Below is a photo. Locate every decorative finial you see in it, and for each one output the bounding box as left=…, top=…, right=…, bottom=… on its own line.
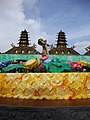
left=10, top=43, right=15, bottom=48
left=71, top=45, right=76, bottom=49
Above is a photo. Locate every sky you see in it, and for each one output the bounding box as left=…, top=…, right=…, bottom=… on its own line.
left=0, top=0, right=90, bottom=54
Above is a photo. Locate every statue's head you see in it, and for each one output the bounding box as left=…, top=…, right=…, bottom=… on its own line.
left=38, top=38, right=47, bottom=46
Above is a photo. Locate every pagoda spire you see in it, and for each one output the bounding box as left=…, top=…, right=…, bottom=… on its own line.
left=56, top=30, right=68, bottom=48
left=18, top=29, right=30, bottom=47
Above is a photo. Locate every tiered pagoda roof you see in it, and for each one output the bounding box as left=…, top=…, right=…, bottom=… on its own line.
left=18, top=29, right=30, bottom=47
left=56, top=30, right=68, bottom=48
left=49, top=30, right=80, bottom=55
left=5, top=29, right=40, bottom=54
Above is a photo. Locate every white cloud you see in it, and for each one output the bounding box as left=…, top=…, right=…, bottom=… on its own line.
left=67, top=24, right=90, bottom=39
left=24, top=19, right=49, bottom=52
left=23, top=0, right=38, bottom=9
left=74, top=40, right=90, bottom=55
left=0, top=0, right=47, bottom=53
left=66, top=24, right=90, bottom=54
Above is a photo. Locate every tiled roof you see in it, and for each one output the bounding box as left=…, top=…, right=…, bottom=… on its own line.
left=49, top=47, right=80, bottom=55
left=5, top=46, right=40, bottom=54
left=84, top=51, right=90, bottom=55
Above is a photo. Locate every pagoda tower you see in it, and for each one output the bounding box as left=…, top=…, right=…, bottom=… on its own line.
left=5, top=29, right=40, bottom=54
left=18, top=29, right=30, bottom=47
left=56, top=30, right=68, bottom=48
left=49, top=30, right=80, bottom=55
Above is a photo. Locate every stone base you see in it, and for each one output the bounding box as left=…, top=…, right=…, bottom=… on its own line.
left=0, top=106, right=90, bottom=120
left=0, top=98, right=90, bottom=120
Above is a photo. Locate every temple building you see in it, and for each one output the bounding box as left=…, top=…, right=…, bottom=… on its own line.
left=5, top=29, right=40, bottom=54
left=49, top=30, right=80, bottom=55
